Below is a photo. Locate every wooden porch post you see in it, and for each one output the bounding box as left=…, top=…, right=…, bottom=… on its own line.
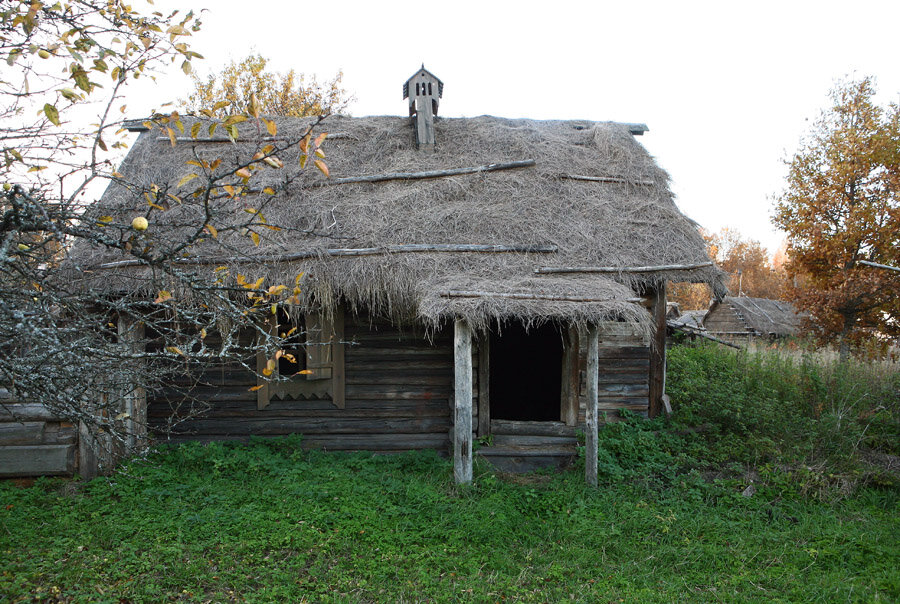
left=585, top=323, right=600, bottom=487
left=648, top=283, right=667, bottom=418
left=118, top=315, right=146, bottom=454
left=453, top=319, right=473, bottom=484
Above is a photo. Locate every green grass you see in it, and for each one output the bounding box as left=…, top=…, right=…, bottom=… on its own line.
left=1, top=345, right=898, bottom=602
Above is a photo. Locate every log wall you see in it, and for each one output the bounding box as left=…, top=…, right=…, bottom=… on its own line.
left=148, top=313, right=456, bottom=453
left=579, top=321, right=651, bottom=422
left=0, top=394, right=78, bottom=477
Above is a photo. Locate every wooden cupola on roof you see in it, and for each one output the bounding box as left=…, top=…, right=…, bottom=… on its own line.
left=403, top=65, right=443, bottom=150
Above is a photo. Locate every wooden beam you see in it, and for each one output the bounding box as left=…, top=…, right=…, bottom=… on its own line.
left=860, top=260, right=900, bottom=273
left=118, top=315, right=146, bottom=453
left=442, top=291, right=644, bottom=304
left=535, top=261, right=714, bottom=275
left=97, top=243, right=557, bottom=269
left=648, top=284, right=667, bottom=418
left=331, top=306, right=346, bottom=410
left=585, top=324, right=600, bottom=487
left=453, top=319, right=473, bottom=485
left=309, top=159, right=536, bottom=187
left=560, top=326, right=579, bottom=426
left=558, top=174, right=655, bottom=186
left=476, top=335, right=490, bottom=438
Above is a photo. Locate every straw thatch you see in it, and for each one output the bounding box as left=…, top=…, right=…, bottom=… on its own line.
left=68, top=115, right=724, bottom=332
left=705, top=296, right=805, bottom=337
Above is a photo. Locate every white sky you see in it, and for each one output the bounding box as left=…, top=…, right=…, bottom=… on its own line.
left=128, top=0, right=900, bottom=255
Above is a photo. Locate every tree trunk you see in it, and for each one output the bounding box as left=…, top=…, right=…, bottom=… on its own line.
left=838, top=311, right=856, bottom=362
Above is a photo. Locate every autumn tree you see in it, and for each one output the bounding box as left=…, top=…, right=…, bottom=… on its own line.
left=773, top=77, right=900, bottom=359
left=668, top=228, right=786, bottom=311
left=182, top=53, right=352, bottom=118
left=0, top=2, right=329, bottom=474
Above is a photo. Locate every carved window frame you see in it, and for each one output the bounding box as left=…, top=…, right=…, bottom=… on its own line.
left=256, top=306, right=345, bottom=410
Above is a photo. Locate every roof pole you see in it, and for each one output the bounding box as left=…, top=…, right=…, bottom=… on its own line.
left=453, top=319, right=473, bottom=484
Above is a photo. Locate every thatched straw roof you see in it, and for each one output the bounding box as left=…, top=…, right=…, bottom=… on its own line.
left=69, top=114, right=724, bottom=332
left=705, top=296, right=804, bottom=337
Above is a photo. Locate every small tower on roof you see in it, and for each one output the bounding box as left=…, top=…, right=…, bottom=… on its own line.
left=403, top=65, right=443, bottom=150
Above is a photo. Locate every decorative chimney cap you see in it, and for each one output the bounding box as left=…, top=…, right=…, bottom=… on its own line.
left=403, top=65, right=443, bottom=150
left=402, top=64, right=444, bottom=105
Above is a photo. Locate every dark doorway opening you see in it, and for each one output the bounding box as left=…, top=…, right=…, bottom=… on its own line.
left=489, top=322, right=562, bottom=421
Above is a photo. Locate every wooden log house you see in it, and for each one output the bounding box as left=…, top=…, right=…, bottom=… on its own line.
left=59, top=67, right=725, bottom=483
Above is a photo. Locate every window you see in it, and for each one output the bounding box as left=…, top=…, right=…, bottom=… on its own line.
left=256, top=307, right=344, bottom=410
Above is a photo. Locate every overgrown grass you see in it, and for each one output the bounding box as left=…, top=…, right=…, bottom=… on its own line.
left=1, top=345, right=898, bottom=602
left=667, top=344, right=900, bottom=495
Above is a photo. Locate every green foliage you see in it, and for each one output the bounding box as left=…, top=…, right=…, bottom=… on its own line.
left=2, top=440, right=898, bottom=602
left=666, top=344, right=900, bottom=492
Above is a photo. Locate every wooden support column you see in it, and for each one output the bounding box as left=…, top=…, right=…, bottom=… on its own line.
left=648, top=284, right=667, bottom=418
left=118, top=316, right=146, bottom=453
left=585, top=324, right=600, bottom=487
left=560, top=326, right=579, bottom=426
left=476, top=334, right=490, bottom=438
left=453, top=319, right=473, bottom=484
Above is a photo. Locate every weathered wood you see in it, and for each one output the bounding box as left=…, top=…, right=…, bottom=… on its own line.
left=310, top=159, right=536, bottom=187
left=442, top=290, right=643, bottom=303
left=0, top=422, right=45, bottom=446
left=860, top=260, right=900, bottom=272
left=561, top=327, right=579, bottom=426
left=585, top=324, right=600, bottom=487
left=453, top=319, right=473, bottom=484
left=0, top=403, right=61, bottom=422
left=0, top=444, right=75, bottom=477
left=648, top=285, right=667, bottom=418
left=332, top=307, right=346, bottom=410
left=535, top=261, right=714, bottom=275
left=98, top=243, right=557, bottom=269
left=557, top=173, right=655, bottom=186
left=118, top=315, right=147, bottom=452
left=477, top=335, right=490, bottom=438
left=154, top=132, right=354, bottom=143
left=490, top=434, right=577, bottom=447
left=161, top=416, right=450, bottom=436
left=490, top=420, right=576, bottom=437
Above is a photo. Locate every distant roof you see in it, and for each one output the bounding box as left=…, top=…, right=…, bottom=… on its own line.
left=674, top=310, right=707, bottom=330
left=705, top=296, right=805, bottom=336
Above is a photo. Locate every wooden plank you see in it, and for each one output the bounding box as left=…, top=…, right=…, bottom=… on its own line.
left=585, top=324, right=600, bottom=487
left=490, top=434, right=577, bottom=447
left=648, top=284, right=666, bottom=418
left=490, top=420, right=576, bottom=437
left=453, top=319, right=473, bottom=485
left=477, top=335, right=490, bottom=437
left=119, top=315, right=147, bottom=451
left=0, top=444, right=75, bottom=477
left=310, top=159, right=537, bottom=186
left=332, top=306, right=346, bottom=410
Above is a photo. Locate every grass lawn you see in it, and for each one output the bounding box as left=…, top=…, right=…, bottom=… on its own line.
left=1, top=439, right=897, bottom=603
left=2, top=345, right=898, bottom=602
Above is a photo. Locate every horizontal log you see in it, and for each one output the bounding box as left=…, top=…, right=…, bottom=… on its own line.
left=311, top=159, right=537, bottom=186
left=557, top=173, right=655, bottom=186
left=0, top=422, right=45, bottom=446
left=163, top=416, right=450, bottom=436
left=153, top=433, right=449, bottom=451
left=535, top=261, right=714, bottom=275
left=442, top=291, right=643, bottom=304
left=490, top=434, right=577, bottom=447
left=97, top=242, right=557, bottom=269
left=477, top=445, right=575, bottom=458
left=490, top=420, right=576, bottom=437
left=0, top=445, right=75, bottom=477
left=0, top=403, right=63, bottom=422
left=153, top=132, right=354, bottom=143
left=668, top=321, right=743, bottom=349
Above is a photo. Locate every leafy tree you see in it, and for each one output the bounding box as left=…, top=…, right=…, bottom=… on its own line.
left=0, top=2, right=328, bottom=474
left=774, top=77, right=900, bottom=359
left=182, top=53, right=352, bottom=117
